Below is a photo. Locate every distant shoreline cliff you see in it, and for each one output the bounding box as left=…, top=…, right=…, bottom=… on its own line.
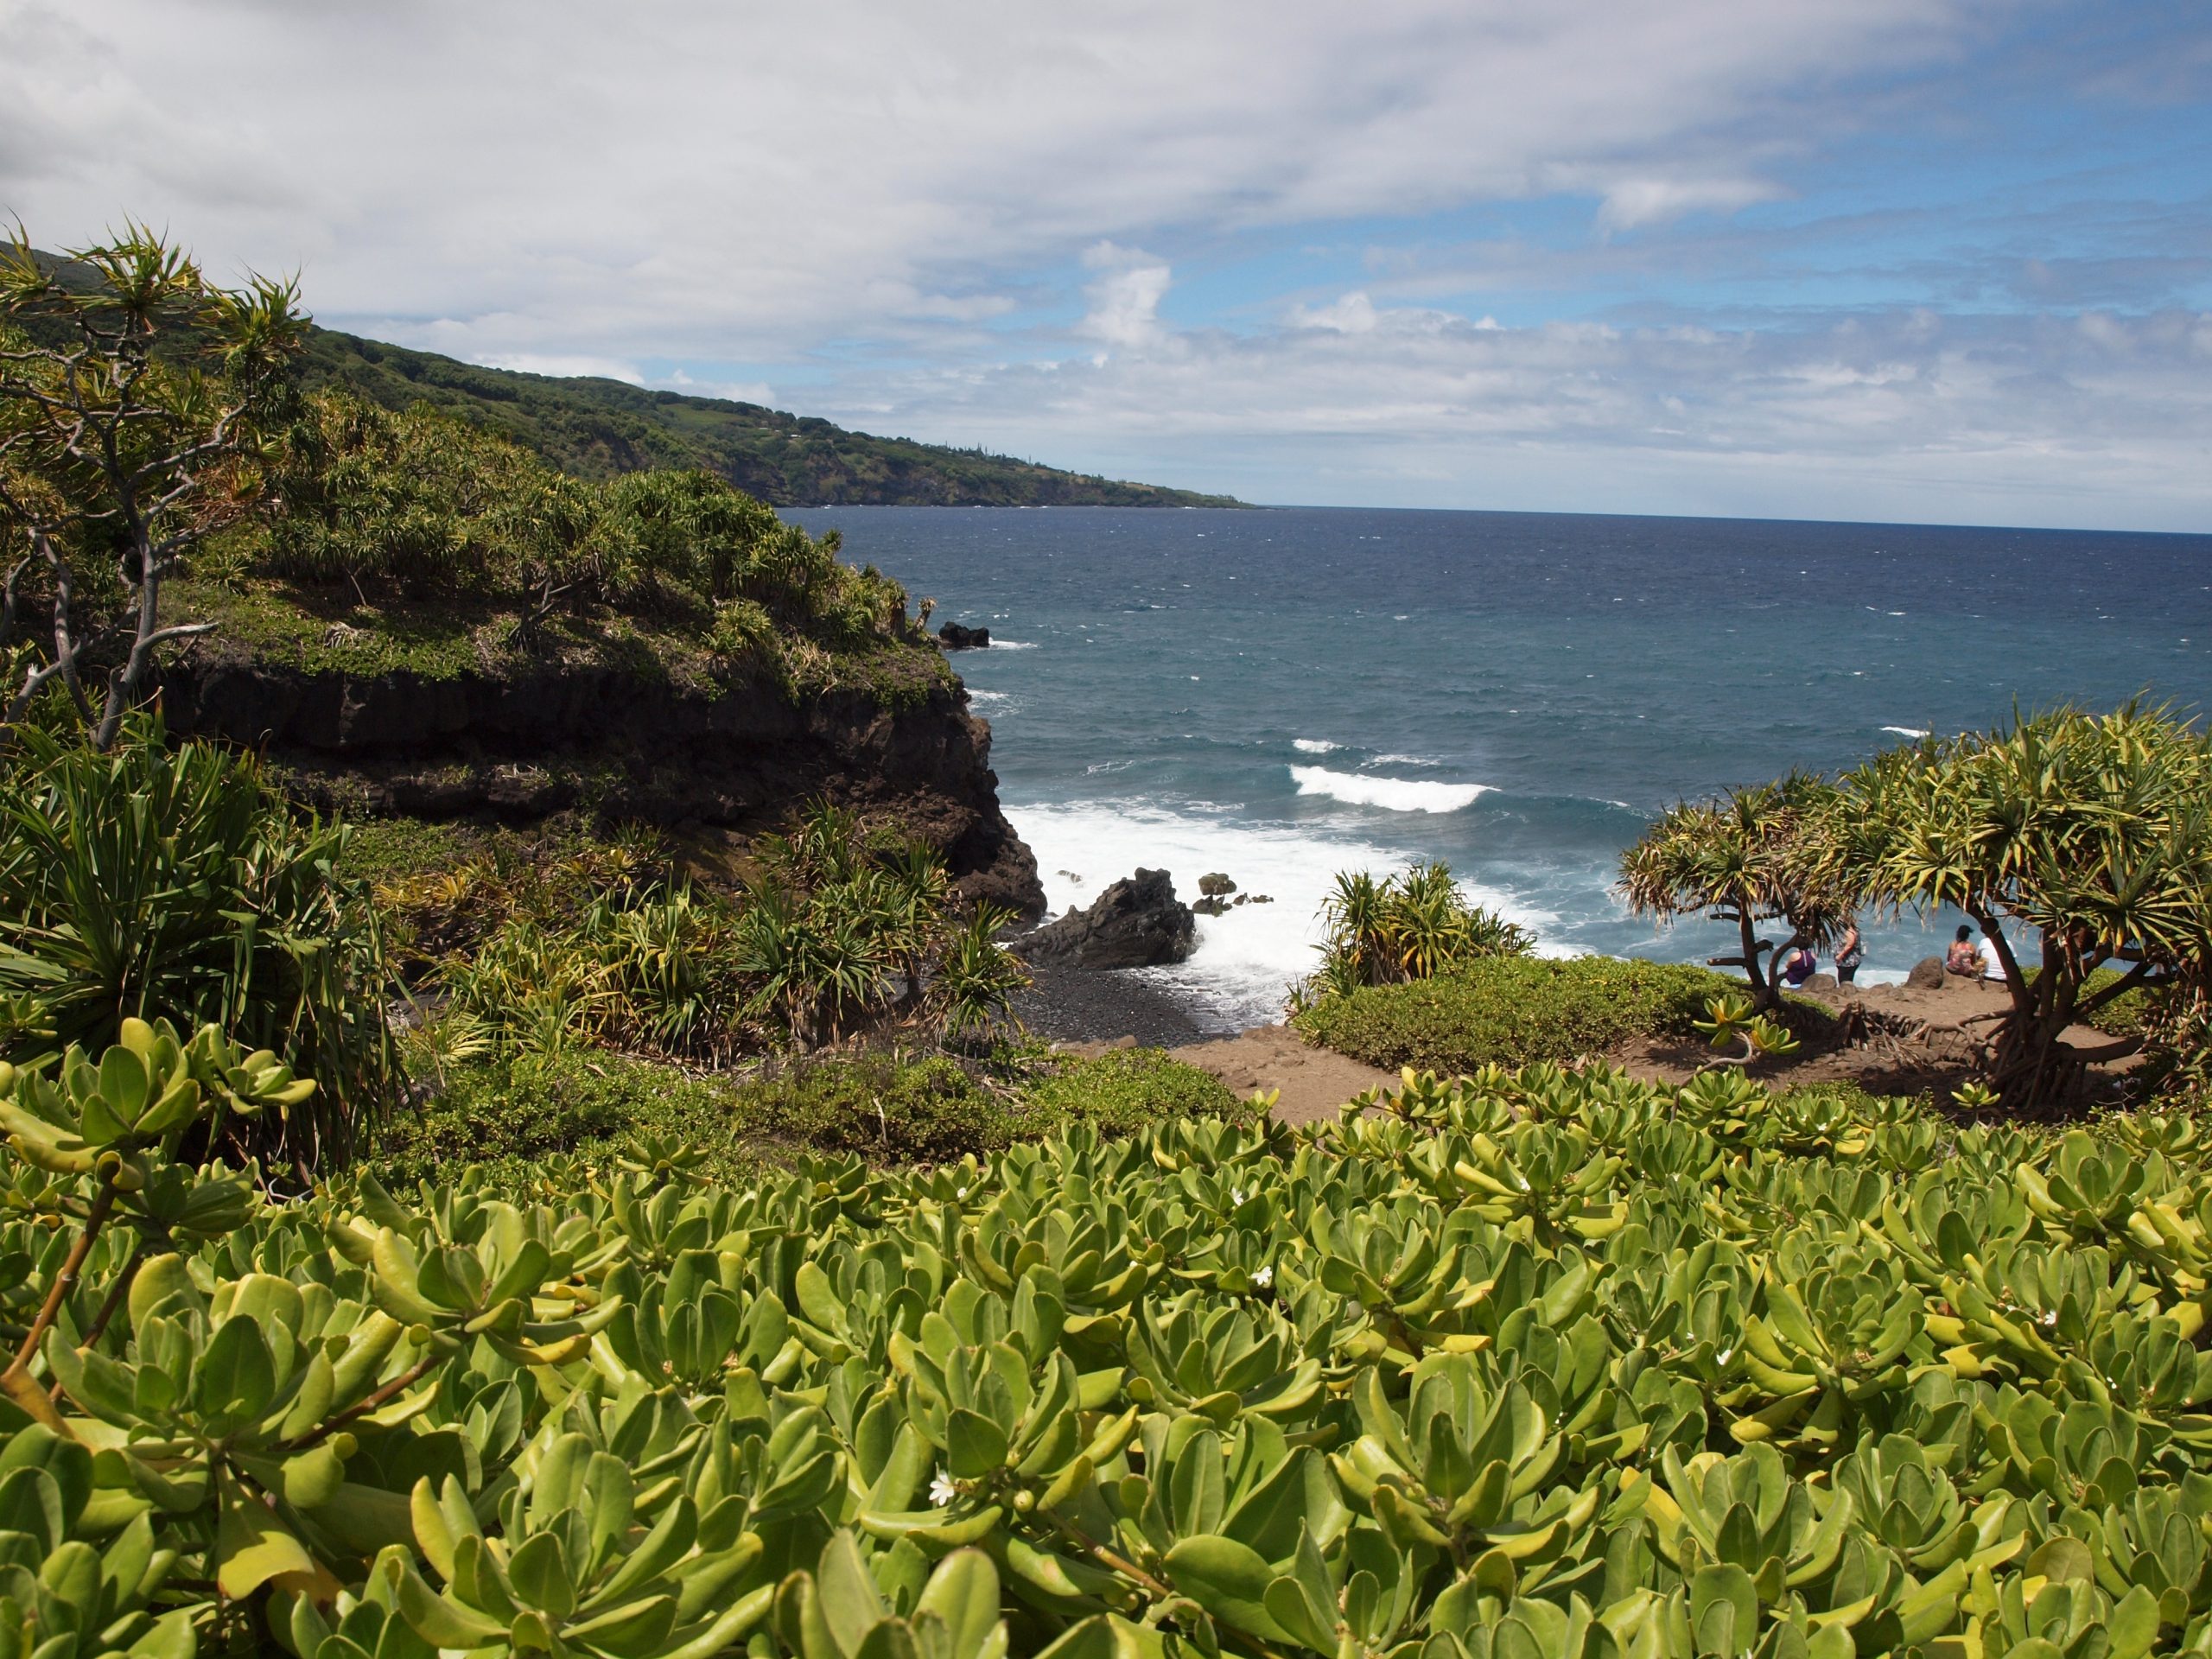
left=299, top=327, right=1243, bottom=509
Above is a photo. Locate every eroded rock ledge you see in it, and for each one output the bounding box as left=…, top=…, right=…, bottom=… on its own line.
left=159, top=659, right=1046, bottom=918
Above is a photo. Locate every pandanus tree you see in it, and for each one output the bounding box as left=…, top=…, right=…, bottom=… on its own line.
left=1829, top=704, right=2212, bottom=1112
left=0, top=226, right=303, bottom=747
left=1618, top=774, right=1852, bottom=1011
left=1293, top=862, right=1534, bottom=1010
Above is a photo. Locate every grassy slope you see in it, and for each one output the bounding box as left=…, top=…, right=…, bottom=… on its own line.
left=297, top=327, right=1244, bottom=508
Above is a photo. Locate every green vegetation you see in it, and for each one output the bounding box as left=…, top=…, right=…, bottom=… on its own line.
left=1620, top=705, right=2212, bottom=1110
left=372, top=1048, right=745, bottom=1191
left=298, top=325, right=1243, bottom=507
left=726, top=1049, right=1237, bottom=1165
left=1287, top=862, right=1535, bottom=1012
left=183, top=389, right=951, bottom=702
left=1294, top=954, right=1745, bottom=1073
left=384, top=801, right=1026, bottom=1064
left=1619, top=774, right=1849, bottom=1011
left=12, top=1037, right=2212, bottom=1654
left=0, top=721, right=391, bottom=1172
left=0, top=228, right=304, bottom=747
left=2, top=231, right=960, bottom=723
left=13, top=224, right=2212, bottom=1659
left=376, top=1046, right=1241, bottom=1193
left=1021, top=1046, right=1241, bottom=1131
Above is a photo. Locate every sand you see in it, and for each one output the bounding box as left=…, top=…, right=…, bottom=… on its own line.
left=1169, top=1024, right=1400, bottom=1124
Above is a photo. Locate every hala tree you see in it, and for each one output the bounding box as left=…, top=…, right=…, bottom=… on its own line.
left=1618, top=773, right=1850, bottom=1011
left=1831, top=704, right=2212, bottom=1112
left=0, top=226, right=303, bottom=748
left=1295, top=862, right=1535, bottom=1007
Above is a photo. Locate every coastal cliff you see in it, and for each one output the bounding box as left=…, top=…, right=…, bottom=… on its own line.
left=159, top=658, right=1045, bottom=918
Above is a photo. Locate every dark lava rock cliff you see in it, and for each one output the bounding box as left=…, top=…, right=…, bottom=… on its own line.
left=159, top=659, right=1045, bottom=918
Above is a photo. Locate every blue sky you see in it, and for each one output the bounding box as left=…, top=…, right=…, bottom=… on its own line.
left=4, top=0, right=2209, bottom=527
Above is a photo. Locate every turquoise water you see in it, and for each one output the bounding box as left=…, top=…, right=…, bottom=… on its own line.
left=788, top=506, right=2212, bottom=1030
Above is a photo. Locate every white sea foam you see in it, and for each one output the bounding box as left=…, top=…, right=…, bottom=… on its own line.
left=988, top=639, right=1040, bottom=651
left=1008, top=798, right=1551, bottom=1030
left=1290, top=766, right=1489, bottom=813
left=1369, top=753, right=1441, bottom=768
left=967, top=690, right=1015, bottom=710
left=1291, top=738, right=1340, bottom=753
left=1880, top=725, right=1929, bottom=738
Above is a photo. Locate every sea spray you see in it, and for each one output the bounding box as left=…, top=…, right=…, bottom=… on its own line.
left=1008, top=798, right=1552, bottom=1030
left=1288, top=766, right=1490, bottom=813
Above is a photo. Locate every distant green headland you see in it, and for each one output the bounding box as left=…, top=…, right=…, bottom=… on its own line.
left=298, top=326, right=1243, bottom=507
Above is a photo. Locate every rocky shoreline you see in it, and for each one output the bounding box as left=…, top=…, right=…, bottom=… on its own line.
left=1012, top=963, right=1209, bottom=1048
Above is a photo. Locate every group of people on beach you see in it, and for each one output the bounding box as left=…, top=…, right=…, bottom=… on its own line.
left=1769, top=919, right=2006, bottom=990
left=1775, top=920, right=1864, bottom=988
left=1945, top=923, right=2006, bottom=982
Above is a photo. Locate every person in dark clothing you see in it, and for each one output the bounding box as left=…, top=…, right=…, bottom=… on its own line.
left=1834, top=922, right=1864, bottom=985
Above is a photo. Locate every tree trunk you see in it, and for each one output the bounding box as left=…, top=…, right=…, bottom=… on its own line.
left=1977, top=917, right=2082, bottom=1113
left=1706, top=909, right=1778, bottom=1008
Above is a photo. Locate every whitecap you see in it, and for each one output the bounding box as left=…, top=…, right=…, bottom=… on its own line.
left=967, top=690, right=1016, bottom=711
left=1368, top=753, right=1440, bottom=768
left=988, top=639, right=1040, bottom=650
left=1880, top=725, right=1929, bottom=739
left=1008, top=798, right=1548, bottom=1030
left=1289, top=766, right=1489, bottom=813
left=1291, top=738, right=1341, bottom=754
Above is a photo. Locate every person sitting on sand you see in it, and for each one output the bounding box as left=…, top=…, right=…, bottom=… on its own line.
left=1834, top=922, right=1863, bottom=986
left=1778, top=945, right=1817, bottom=988
left=1945, top=925, right=1980, bottom=977
left=1978, top=926, right=2009, bottom=983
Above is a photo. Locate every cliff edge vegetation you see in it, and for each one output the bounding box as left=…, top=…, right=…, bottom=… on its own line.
left=0, top=227, right=1044, bottom=912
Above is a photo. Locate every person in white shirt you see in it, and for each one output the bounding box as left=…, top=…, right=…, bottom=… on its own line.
left=1977, top=931, right=2006, bottom=982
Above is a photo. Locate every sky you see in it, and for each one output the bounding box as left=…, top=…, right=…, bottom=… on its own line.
left=3, top=0, right=2209, bottom=529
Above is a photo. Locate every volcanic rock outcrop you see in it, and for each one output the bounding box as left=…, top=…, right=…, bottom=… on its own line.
left=1012, top=869, right=1196, bottom=970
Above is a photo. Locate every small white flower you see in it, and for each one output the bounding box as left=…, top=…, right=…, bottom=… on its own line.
left=2041, top=1310, right=2058, bottom=1327
left=1253, top=1265, right=1274, bottom=1289
left=1230, top=1187, right=1245, bottom=1205
left=930, top=1470, right=957, bottom=1507
left=955, top=1186, right=968, bottom=1200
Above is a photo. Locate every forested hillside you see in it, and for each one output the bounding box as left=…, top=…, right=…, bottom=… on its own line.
left=297, top=327, right=1243, bottom=507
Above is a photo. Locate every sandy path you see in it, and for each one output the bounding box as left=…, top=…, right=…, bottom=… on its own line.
left=1170, top=1024, right=1400, bottom=1125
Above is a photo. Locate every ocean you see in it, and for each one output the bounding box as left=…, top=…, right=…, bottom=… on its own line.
left=786, top=505, right=2212, bottom=1033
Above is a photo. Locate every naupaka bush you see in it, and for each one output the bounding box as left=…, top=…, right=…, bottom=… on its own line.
left=4, top=1043, right=2212, bottom=1656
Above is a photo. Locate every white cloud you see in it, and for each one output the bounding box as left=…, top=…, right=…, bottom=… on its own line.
left=664, top=370, right=775, bottom=406
left=1290, top=292, right=1379, bottom=334
left=1592, top=175, right=1786, bottom=232
left=477, top=353, right=645, bottom=385
left=0, top=0, right=1976, bottom=363
left=1078, top=242, right=1173, bottom=347
left=807, top=299, right=2212, bottom=530
left=1, top=1, right=2202, bottom=525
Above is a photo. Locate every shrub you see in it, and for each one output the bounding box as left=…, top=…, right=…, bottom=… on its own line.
left=373, top=1048, right=743, bottom=1189
left=257, top=392, right=920, bottom=662
left=1291, top=862, right=1533, bottom=1007
left=728, top=1054, right=1021, bottom=1162
left=8, top=1040, right=2212, bottom=1656
left=1025, top=1047, right=1242, bottom=1130
left=395, top=804, right=1028, bottom=1065
left=0, top=721, right=391, bottom=1171
left=1293, top=954, right=1744, bottom=1072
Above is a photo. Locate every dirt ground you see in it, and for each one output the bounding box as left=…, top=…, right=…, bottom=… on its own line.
left=1156, top=974, right=2140, bottom=1125
left=1167, top=1025, right=1401, bottom=1124
left=1610, top=974, right=2136, bottom=1107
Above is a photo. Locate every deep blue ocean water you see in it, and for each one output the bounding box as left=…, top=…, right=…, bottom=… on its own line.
left=786, top=505, right=2212, bottom=1031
